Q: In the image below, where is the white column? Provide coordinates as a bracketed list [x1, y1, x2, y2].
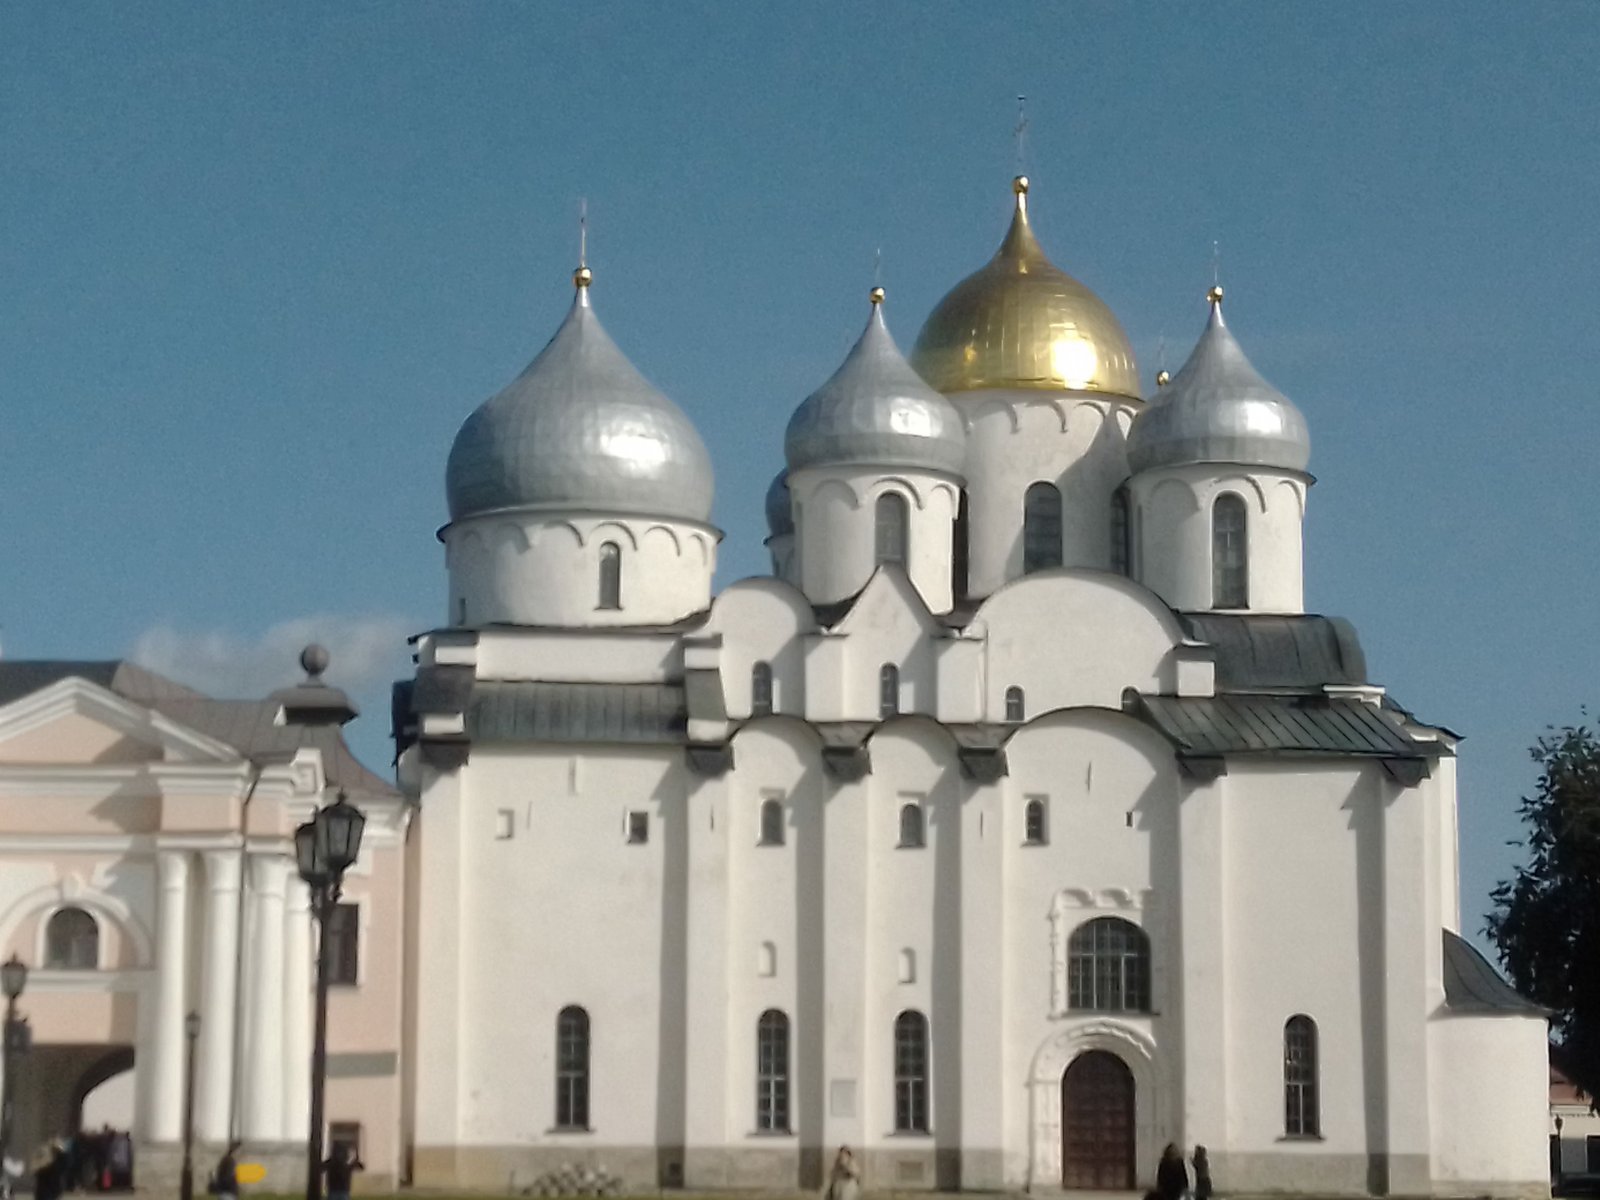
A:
[282, 875, 313, 1141]
[196, 850, 241, 1143]
[1178, 776, 1229, 1149]
[242, 856, 288, 1140]
[142, 850, 191, 1142]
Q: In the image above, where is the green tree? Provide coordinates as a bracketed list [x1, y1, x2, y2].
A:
[1487, 714, 1600, 1103]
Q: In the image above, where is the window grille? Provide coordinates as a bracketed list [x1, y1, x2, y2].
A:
[1110, 490, 1131, 576]
[756, 1009, 790, 1132]
[556, 1006, 591, 1129]
[327, 903, 360, 986]
[1212, 494, 1248, 608]
[1284, 1015, 1320, 1137]
[893, 1010, 930, 1133]
[879, 664, 900, 718]
[1066, 917, 1150, 1011]
[875, 494, 909, 566]
[751, 662, 774, 716]
[1023, 482, 1064, 573]
[1005, 686, 1026, 722]
[1024, 799, 1047, 845]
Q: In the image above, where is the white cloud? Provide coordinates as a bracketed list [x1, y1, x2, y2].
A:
[130, 613, 414, 700]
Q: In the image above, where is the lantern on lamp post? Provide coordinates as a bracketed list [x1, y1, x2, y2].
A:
[295, 792, 365, 1200]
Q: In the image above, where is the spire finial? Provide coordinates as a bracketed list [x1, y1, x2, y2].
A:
[1014, 94, 1029, 177]
[1207, 284, 1224, 307]
[573, 198, 592, 290]
[869, 285, 885, 306]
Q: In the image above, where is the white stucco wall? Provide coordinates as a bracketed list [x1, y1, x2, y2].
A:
[1429, 1016, 1549, 1192]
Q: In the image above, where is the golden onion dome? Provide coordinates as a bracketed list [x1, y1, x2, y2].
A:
[910, 176, 1140, 398]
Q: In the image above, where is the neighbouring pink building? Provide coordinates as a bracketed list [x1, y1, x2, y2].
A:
[0, 658, 406, 1192]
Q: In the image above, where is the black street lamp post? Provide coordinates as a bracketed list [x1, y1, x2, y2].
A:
[180, 1011, 201, 1200]
[295, 792, 365, 1200]
[0, 955, 29, 1200]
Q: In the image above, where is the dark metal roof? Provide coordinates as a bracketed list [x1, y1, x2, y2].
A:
[1442, 930, 1544, 1015]
[1136, 694, 1438, 759]
[465, 681, 687, 744]
[1178, 613, 1367, 691]
[0, 660, 397, 799]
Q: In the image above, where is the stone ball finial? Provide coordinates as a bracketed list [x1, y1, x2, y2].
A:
[300, 643, 330, 680]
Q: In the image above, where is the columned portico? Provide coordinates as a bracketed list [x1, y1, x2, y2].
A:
[243, 855, 288, 1140]
[144, 849, 191, 1143]
[282, 875, 313, 1139]
[196, 849, 241, 1142]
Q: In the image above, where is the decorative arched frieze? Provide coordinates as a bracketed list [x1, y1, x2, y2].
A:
[640, 523, 684, 555]
[0, 877, 155, 970]
[586, 519, 640, 551]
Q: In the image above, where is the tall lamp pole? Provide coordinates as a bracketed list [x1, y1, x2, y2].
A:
[180, 1011, 201, 1200]
[0, 956, 28, 1200]
[295, 792, 365, 1200]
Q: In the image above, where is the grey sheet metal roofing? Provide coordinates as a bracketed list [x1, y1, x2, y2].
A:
[1441, 930, 1543, 1015]
[465, 680, 687, 744]
[1126, 294, 1311, 475]
[1135, 693, 1440, 759]
[785, 296, 967, 476]
[0, 660, 397, 799]
[445, 279, 714, 525]
[1179, 613, 1368, 691]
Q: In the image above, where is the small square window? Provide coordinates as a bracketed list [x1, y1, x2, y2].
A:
[627, 811, 650, 844]
[495, 809, 515, 840]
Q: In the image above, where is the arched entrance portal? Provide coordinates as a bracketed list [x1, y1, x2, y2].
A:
[1061, 1050, 1135, 1190]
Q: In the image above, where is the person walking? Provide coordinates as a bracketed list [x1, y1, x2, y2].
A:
[210, 1142, 240, 1200]
[1192, 1145, 1213, 1200]
[1156, 1143, 1189, 1200]
[320, 1144, 364, 1200]
[824, 1146, 860, 1200]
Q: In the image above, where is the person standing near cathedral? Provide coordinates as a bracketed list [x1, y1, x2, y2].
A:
[320, 1144, 364, 1200]
[1156, 1143, 1189, 1200]
[1192, 1146, 1213, 1200]
[823, 1146, 859, 1200]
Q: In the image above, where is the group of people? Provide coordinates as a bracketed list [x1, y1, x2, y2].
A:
[820, 1142, 1214, 1200]
[30, 1129, 134, 1200]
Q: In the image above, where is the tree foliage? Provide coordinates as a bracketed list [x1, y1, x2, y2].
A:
[1487, 713, 1600, 1101]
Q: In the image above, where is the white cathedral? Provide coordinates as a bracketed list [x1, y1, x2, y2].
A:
[0, 175, 1551, 1200]
[396, 176, 1549, 1196]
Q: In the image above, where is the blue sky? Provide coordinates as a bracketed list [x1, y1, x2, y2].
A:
[3, 3, 1596, 950]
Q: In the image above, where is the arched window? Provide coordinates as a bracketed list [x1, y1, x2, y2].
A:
[555, 1006, 590, 1129]
[759, 798, 785, 847]
[597, 542, 622, 610]
[893, 1010, 930, 1132]
[875, 493, 909, 567]
[1212, 493, 1248, 608]
[1024, 798, 1047, 846]
[879, 664, 900, 719]
[1110, 489, 1131, 576]
[952, 490, 970, 600]
[898, 803, 925, 849]
[756, 1009, 791, 1132]
[1005, 686, 1026, 723]
[751, 661, 774, 717]
[45, 907, 99, 970]
[1067, 917, 1151, 1012]
[1023, 482, 1064, 573]
[1284, 1015, 1320, 1137]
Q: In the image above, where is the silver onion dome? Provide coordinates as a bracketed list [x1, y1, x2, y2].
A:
[445, 270, 714, 524]
[785, 290, 967, 476]
[1127, 288, 1311, 475]
[765, 470, 793, 538]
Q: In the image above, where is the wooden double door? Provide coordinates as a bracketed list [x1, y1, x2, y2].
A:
[1061, 1050, 1136, 1190]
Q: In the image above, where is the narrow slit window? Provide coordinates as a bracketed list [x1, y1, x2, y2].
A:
[1212, 493, 1248, 608]
[751, 661, 774, 716]
[1024, 798, 1047, 845]
[898, 803, 925, 849]
[952, 490, 970, 600]
[1005, 686, 1025, 723]
[1023, 482, 1064, 573]
[759, 798, 785, 846]
[875, 493, 909, 566]
[598, 541, 622, 610]
[893, 1010, 930, 1133]
[1284, 1015, 1320, 1137]
[879, 664, 900, 718]
[1110, 489, 1131, 576]
[756, 1009, 791, 1132]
